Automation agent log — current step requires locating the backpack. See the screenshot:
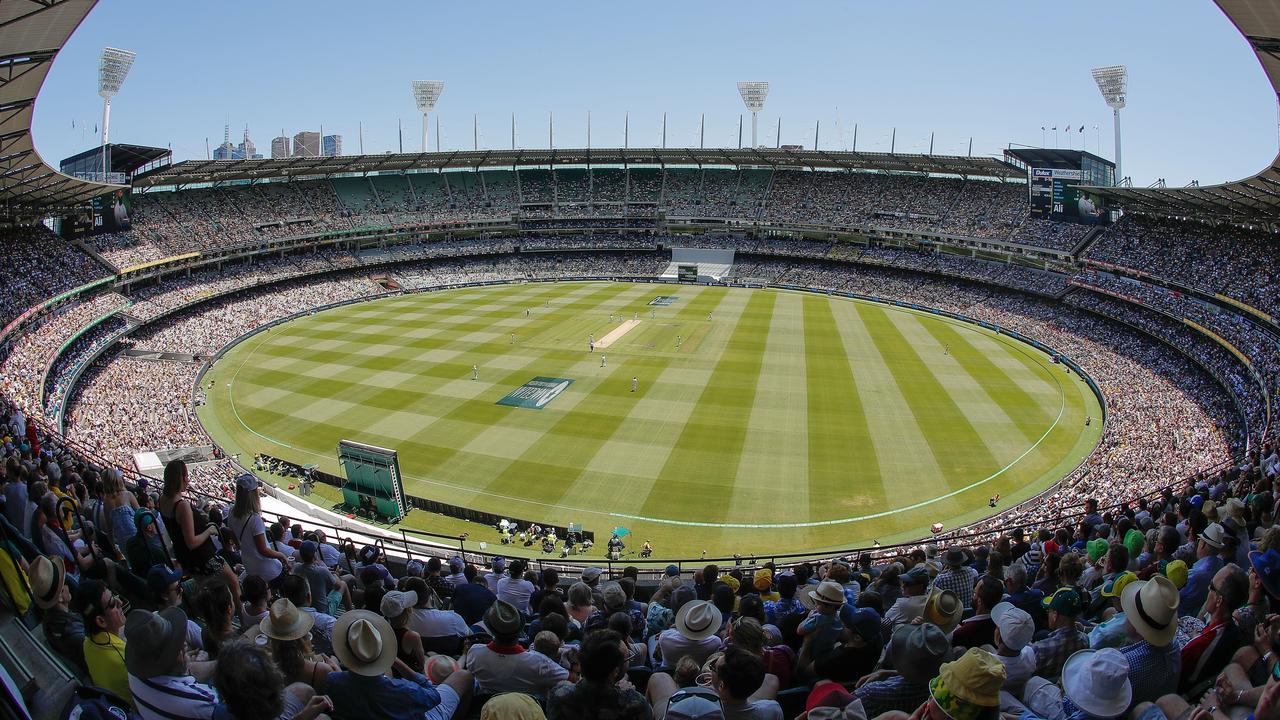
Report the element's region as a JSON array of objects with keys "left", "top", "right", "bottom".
[{"left": 59, "top": 686, "right": 138, "bottom": 720}]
